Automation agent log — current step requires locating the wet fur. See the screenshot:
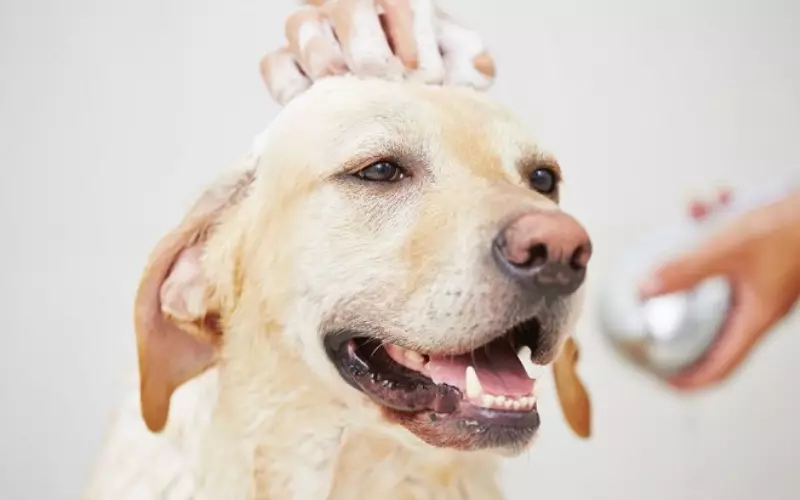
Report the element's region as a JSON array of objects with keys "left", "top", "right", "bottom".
[{"left": 84, "top": 77, "right": 587, "bottom": 500}]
